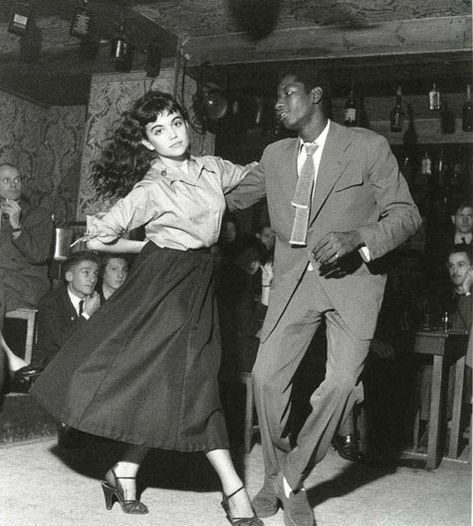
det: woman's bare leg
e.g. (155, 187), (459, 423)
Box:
(206, 448), (254, 518)
(105, 445), (150, 500)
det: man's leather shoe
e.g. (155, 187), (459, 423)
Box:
(276, 473), (315, 526)
(331, 433), (362, 462)
(251, 485), (280, 518)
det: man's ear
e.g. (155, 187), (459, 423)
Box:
(65, 270), (73, 284)
(141, 138), (155, 151)
(311, 87), (323, 105)
(451, 215), (456, 226)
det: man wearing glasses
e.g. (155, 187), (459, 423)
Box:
(0, 163), (53, 377)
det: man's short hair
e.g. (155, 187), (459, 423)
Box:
(278, 64), (332, 109)
(100, 253), (129, 272)
(0, 162), (18, 172)
(64, 250), (101, 273)
(447, 243), (472, 265)
(453, 200), (473, 214)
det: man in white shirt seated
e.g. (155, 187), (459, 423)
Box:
(20, 250), (101, 375)
(451, 201), (473, 245)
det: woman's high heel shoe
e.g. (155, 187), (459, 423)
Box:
(101, 469), (149, 514)
(221, 486), (264, 525)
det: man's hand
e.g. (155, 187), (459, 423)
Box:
(462, 268), (473, 295)
(83, 292), (101, 317)
(312, 231), (363, 267)
(260, 261), (274, 287)
(1, 200), (21, 229)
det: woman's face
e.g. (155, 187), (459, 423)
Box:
(141, 111), (190, 161)
(103, 258), (128, 292)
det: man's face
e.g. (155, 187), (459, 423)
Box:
(447, 252), (472, 288)
(103, 258), (128, 292)
(258, 226), (275, 251)
(66, 260), (99, 298)
(451, 206), (473, 235)
(275, 75), (316, 131)
(0, 166), (22, 201)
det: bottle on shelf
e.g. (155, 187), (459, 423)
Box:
(344, 89), (357, 127)
(390, 86), (405, 132)
(428, 83), (441, 111)
(70, 0), (92, 39)
(436, 148), (447, 187)
(462, 84), (472, 132)
(421, 151), (432, 177)
(440, 100), (455, 134)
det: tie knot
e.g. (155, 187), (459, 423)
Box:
(304, 143), (318, 156)
(78, 300), (84, 316)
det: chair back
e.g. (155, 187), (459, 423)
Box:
(5, 308), (38, 364)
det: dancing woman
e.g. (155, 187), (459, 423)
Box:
(32, 90), (262, 525)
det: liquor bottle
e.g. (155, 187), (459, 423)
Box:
(440, 100), (455, 134)
(462, 84), (472, 132)
(429, 83), (441, 111)
(421, 151), (432, 177)
(390, 86), (405, 132)
(344, 89), (357, 127)
(70, 0), (92, 39)
(8, 1), (32, 37)
(403, 104), (417, 147)
(111, 20), (131, 72)
(436, 148), (447, 186)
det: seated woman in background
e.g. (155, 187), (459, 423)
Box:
(96, 253), (129, 302)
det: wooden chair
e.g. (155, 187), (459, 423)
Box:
(241, 372), (259, 453)
(5, 308), (38, 364)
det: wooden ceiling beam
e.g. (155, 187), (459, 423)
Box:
(183, 15), (472, 66)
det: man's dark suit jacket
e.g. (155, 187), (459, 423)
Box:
(33, 285), (87, 368)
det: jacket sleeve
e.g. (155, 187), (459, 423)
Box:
(34, 292), (85, 368)
(356, 135), (422, 260)
(225, 152), (268, 212)
(12, 207), (54, 264)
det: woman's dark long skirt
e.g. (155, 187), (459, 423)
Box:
(31, 243), (229, 452)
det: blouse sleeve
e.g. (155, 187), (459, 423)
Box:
(212, 156), (259, 194)
(87, 185), (156, 243)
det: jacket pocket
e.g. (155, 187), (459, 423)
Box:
(334, 168), (363, 192)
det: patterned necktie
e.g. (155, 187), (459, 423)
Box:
(78, 300), (84, 316)
(290, 143), (319, 245)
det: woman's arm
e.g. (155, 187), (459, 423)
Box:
(87, 238), (146, 253)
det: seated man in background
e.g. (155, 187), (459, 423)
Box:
(0, 163), (53, 373)
(418, 243), (472, 433)
(22, 250), (101, 374)
(451, 202), (473, 246)
(20, 250), (102, 447)
(96, 253), (129, 303)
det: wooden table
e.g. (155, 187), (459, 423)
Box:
(411, 330), (468, 469)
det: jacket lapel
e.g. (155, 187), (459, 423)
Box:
(309, 122), (351, 225)
(278, 139), (300, 206)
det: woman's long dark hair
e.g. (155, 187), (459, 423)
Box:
(92, 91), (188, 199)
